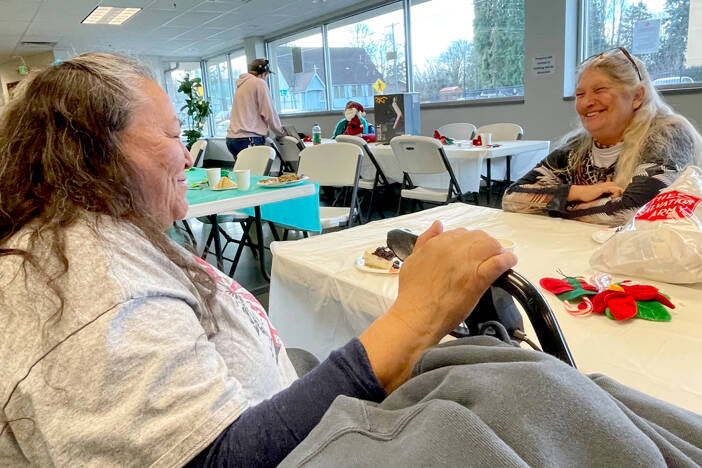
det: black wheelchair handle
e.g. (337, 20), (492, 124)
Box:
(495, 270), (576, 367)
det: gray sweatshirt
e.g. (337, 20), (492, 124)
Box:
(281, 336), (702, 467)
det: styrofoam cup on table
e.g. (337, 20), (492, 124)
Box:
(233, 169), (251, 191)
(480, 133), (493, 146)
(206, 168), (221, 188)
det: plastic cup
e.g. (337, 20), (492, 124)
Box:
(206, 168), (221, 188)
(481, 133), (493, 146)
(233, 169), (251, 191)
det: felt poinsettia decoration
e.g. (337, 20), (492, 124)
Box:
(539, 276), (674, 322)
(433, 130), (454, 145)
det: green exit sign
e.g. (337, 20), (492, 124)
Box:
(18, 65), (27, 75)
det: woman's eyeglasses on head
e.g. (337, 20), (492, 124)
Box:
(582, 47), (642, 81)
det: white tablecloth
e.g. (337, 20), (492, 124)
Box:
(269, 204), (702, 414)
(307, 139), (550, 193)
(367, 140), (550, 192)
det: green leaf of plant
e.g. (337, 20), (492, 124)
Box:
(635, 301), (672, 322)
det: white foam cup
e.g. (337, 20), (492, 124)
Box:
(206, 168), (221, 188)
(234, 169), (251, 191)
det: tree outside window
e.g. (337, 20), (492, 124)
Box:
(582, 0), (701, 86)
(410, 0), (525, 103)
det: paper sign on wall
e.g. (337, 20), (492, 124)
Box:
(531, 55), (556, 76)
(633, 19), (661, 55)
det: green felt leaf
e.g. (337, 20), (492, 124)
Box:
(635, 301), (672, 322)
(566, 277), (582, 289)
(557, 289), (597, 301)
(605, 307), (615, 320)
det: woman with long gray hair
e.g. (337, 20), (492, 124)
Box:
(502, 47), (702, 226)
(0, 53), (515, 466)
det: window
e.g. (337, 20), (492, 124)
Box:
(206, 55), (233, 137)
(269, 29), (327, 113)
(326, 3), (407, 110)
(165, 62), (206, 134)
(581, 0), (701, 87)
(410, 0), (525, 103)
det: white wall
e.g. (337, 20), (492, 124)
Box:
(276, 0), (702, 145)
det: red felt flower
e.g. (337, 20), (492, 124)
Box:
(591, 290), (627, 314)
(578, 279), (598, 292)
(654, 293), (675, 309)
(539, 277), (575, 295)
(607, 295), (638, 320)
(620, 284), (658, 301)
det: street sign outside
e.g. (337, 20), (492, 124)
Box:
(373, 78), (386, 94)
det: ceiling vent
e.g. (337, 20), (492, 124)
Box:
(20, 41), (58, 48)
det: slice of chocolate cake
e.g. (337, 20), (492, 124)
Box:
(363, 246), (398, 270)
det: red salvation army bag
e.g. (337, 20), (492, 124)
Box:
(590, 165), (702, 284)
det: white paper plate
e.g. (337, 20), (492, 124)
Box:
(257, 175), (309, 188)
(354, 257), (400, 275)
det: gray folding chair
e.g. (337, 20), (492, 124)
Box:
(476, 123), (523, 205)
(335, 135), (391, 221)
(438, 123), (477, 141)
(390, 135), (465, 215)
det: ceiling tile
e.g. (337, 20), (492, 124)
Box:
(165, 11), (221, 28)
(191, 1), (241, 13)
(148, 0), (200, 12)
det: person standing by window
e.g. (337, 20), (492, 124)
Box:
(226, 58), (284, 158)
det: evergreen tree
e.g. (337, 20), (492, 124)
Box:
(473, 0), (524, 87)
(658, 0), (690, 76)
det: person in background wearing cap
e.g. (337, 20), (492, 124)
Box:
(225, 58), (284, 159)
(332, 100), (372, 138)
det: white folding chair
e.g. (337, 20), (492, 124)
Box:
(189, 139), (208, 168)
(438, 123), (477, 141)
(295, 142), (362, 232)
(476, 123), (524, 205)
(335, 135), (391, 220)
(390, 135), (464, 215)
(199, 145), (277, 277)
(275, 135), (304, 174)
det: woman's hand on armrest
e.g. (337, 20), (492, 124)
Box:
(359, 221), (518, 393)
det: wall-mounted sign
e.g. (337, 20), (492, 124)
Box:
(531, 55), (556, 76)
(633, 19), (661, 55)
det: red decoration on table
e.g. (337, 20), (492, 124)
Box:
(472, 135), (482, 146)
(361, 134), (376, 143)
(539, 275), (675, 322)
(432, 130), (454, 145)
(303, 135), (312, 142)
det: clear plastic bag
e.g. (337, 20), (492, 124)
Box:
(589, 165), (702, 284)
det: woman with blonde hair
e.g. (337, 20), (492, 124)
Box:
(502, 47), (702, 226)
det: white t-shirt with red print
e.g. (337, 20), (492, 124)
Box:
(0, 215), (297, 467)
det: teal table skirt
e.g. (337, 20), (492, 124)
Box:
(185, 168), (322, 232)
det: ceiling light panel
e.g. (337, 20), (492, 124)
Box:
(82, 6), (141, 25)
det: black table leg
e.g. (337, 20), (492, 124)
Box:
(208, 214), (224, 271)
(486, 159), (492, 207)
(254, 206), (270, 282)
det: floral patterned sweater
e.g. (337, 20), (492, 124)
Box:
(501, 118), (697, 226)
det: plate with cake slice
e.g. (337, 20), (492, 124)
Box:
(355, 246), (402, 274)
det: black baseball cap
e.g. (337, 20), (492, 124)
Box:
(249, 58), (274, 75)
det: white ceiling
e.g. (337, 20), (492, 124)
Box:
(0, 0), (370, 64)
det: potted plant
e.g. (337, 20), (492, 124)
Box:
(177, 74), (213, 150)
